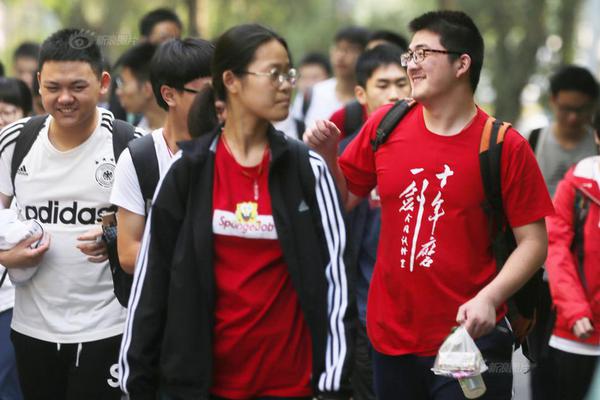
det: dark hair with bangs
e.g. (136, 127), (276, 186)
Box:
(0, 78), (33, 115)
(409, 10), (484, 92)
(334, 26), (370, 49)
(549, 65), (599, 100)
(38, 29), (104, 77)
(115, 42), (157, 82)
(356, 44), (404, 88)
(140, 8), (182, 38)
(150, 38), (214, 110)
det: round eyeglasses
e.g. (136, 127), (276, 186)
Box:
(400, 48), (464, 67)
(242, 68), (298, 87)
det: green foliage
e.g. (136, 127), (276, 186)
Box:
(0, 0), (586, 123)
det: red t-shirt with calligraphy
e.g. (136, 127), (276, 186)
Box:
(210, 136), (313, 398)
(339, 103), (554, 356)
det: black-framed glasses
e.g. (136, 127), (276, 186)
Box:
(182, 87), (201, 94)
(400, 48), (464, 67)
(555, 103), (594, 117)
(242, 67), (298, 87)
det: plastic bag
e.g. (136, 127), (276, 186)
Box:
(432, 326), (488, 377)
(0, 209), (44, 284)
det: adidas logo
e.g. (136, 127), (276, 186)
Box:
(16, 165), (28, 176)
(298, 199), (309, 212)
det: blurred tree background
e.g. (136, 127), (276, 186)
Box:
(0, 0), (595, 124)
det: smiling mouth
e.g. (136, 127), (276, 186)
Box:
(57, 107), (77, 114)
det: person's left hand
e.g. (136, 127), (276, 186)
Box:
(456, 294), (497, 339)
(76, 227), (108, 263)
(573, 317), (594, 339)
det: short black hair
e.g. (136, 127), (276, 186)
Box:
(115, 42), (157, 82)
(38, 29), (103, 77)
(13, 41), (40, 61)
(355, 44), (404, 88)
(0, 61), (4, 77)
(593, 107), (600, 139)
(368, 30), (408, 51)
(140, 8), (183, 38)
(549, 65), (599, 100)
(409, 10), (484, 92)
(0, 77), (33, 115)
(334, 26), (370, 49)
(299, 52), (332, 77)
(150, 38), (214, 110)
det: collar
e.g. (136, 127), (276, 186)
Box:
(177, 123), (291, 165)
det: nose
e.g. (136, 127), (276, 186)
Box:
(388, 87), (402, 103)
(58, 89), (74, 104)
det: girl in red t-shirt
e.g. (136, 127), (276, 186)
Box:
(120, 24), (353, 400)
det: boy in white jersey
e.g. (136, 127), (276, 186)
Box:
(0, 28), (141, 399)
(111, 38), (214, 274)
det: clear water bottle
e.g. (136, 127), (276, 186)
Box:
(459, 373), (487, 399)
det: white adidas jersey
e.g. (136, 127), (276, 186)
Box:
(0, 108), (143, 343)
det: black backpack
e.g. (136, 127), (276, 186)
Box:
(8, 115), (140, 306)
(343, 100), (365, 138)
(127, 133), (160, 216)
(371, 99), (543, 353)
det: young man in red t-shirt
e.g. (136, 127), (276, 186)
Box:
(305, 10), (554, 399)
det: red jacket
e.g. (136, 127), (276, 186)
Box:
(546, 156), (600, 345)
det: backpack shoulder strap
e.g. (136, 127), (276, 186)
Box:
(111, 119), (136, 161)
(371, 98), (416, 152)
(11, 115), (47, 194)
(128, 133), (160, 215)
(528, 127), (542, 153)
(479, 116), (512, 216)
(573, 189), (590, 288)
(343, 100), (364, 137)
(479, 116), (514, 272)
(301, 87), (313, 118)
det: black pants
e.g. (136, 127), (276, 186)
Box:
(529, 281), (556, 400)
(208, 397), (311, 400)
(11, 331), (122, 400)
(352, 322), (375, 400)
(373, 321), (514, 400)
(551, 347), (598, 400)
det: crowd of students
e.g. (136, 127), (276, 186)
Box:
(0, 6), (598, 400)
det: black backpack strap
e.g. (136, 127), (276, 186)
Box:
(343, 100), (364, 137)
(111, 119), (136, 161)
(573, 189), (589, 289)
(371, 98), (416, 152)
(11, 116), (47, 195)
(128, 134), (160, 216)
(479, 117), (511, 217)
(301, 87), (313, 119)
(528, 127), (542, 153)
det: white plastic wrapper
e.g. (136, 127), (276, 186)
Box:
(0, 209), (43, 284)
(431, 326), (488, 378)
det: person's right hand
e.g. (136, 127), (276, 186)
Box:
(573, 317), (594, 339)
(303, 119), (341, 162)
(0, 233), (50, 269)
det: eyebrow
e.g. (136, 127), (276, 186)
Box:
(375, 77), (409, 83)
(265, 62), (291, 69)
(43, 79), (89, 86)
(410, 44), (431, 51)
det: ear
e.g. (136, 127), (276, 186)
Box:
(355, 85), (368, 106)
(161, 85), (177, 108)
(455, 53), (472, 80)
(222, 70), (240, 95)
(142, 81), (154, 98)
(36, 72), (42, 95)
(99, 71), (111, 95)
(549, 94), (559, 113)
